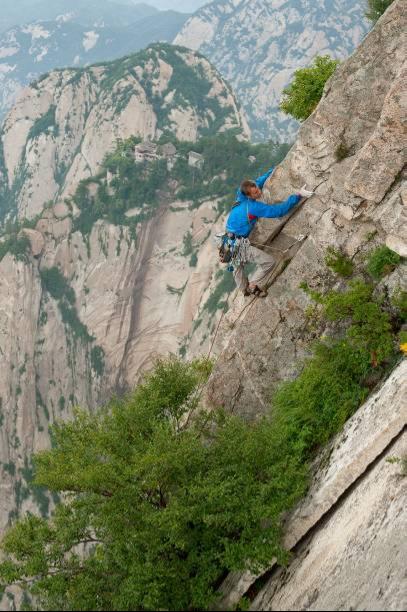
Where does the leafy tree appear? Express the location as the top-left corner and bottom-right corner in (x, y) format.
(279, 55), (340, 121)
(365, 0), (394, 23)
(0, 357), (300, 611)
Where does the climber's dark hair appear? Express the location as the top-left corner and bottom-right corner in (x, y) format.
(240, 180), (257, 196)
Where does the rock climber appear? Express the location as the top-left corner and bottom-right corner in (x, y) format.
(225, 167), (313, 296)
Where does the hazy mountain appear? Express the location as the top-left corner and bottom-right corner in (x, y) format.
(0, 11), (189, 121)
(175, 0), (370, 141)
(0, 0), (158, 33)
(145, 0), (210, 12)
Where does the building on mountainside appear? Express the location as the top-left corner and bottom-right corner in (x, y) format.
(248, 155), (256, 163)
(160, 142), (177, 158)
(134, 141), (158, 163)
(159, 142), (178, 171)
(188, 151), (204, 169)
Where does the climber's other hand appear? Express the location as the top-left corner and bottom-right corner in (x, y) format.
(298, 185), (314, 198)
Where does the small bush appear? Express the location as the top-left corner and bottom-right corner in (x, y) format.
(280, 55), (340, 121)
(90, 346), (105, 377)
(366, 245), (401, 279)
(365, 0), (394, 23)
(40, 267), (75, 304)
(40, 267), (93, 342)
(335, 141), (351, 162)
(0, 234), (30, 263)
(392, 288), (407, 322)
(28, 106), (57, 141)
(325, 247), (354, 277)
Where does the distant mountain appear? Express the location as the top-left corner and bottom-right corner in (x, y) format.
(145, 0), (209, 12)
(0, 42), (248, 220)
(175, 0), (370, 141)
(0, 11), (189, 121)
(0, 0), (158, 33)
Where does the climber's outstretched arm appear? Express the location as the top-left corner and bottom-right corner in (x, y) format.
(249, 193), (302, 218)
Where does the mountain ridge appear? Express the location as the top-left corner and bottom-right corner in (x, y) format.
(174, 0), (370, 141)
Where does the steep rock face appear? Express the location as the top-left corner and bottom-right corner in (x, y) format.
(0, 13), (189, 121)
(206, 0), (406, 417)
(0, 45), (247, 529)
(0, 43), (248, 221)
(218, 360), (407, 610)
(174, 0), (369, 141)
(0, 192), (227, 530)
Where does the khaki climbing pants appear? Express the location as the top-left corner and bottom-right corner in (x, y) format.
(233, 244), (275, 292)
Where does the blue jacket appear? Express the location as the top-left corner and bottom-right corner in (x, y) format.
(226, 167), (301, 237)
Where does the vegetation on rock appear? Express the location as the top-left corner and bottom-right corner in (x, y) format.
(280, 55), (340, 121)
(365, 0), (394, 23)
(72, 132), (290, 237)
(0, 249), (404, 610)
(366, 245), (401, 279)
(324, 247), (354, 277)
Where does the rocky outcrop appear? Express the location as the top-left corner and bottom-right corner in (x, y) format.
(174, 0), (369, 141)
(0, 43), (248, 221)
(206, 0), (406, 417)
(0, 189), (229, 530)
(205, 3), (407, 607)
(217, 359), (407, 609)
(0, 43), (248, 530)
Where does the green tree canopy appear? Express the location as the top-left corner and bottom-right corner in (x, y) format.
(365, 0), (394, 23)
(0, 357), (305, 611)
(279, 55), (340, 121)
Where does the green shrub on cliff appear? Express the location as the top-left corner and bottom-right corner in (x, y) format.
(365, 0), (394, 23)
(280, 55), (339, 121)
(1, 357), (301, 611)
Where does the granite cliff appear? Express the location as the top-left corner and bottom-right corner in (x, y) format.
(205, 1), (406, 607)
(0, 43), (249, 532)
(0, 2), (406, 609)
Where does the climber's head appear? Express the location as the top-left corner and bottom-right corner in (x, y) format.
(240, 179), (262, 200)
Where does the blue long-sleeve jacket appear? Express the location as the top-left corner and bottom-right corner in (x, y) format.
(226, 167), (301, 237)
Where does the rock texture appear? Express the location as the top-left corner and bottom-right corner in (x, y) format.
(217, 360), (407, 609)
(0, 43), (248, 221)
(252, 423), (407, 611)
(207, 3), (407, 606)
(206, 0), (407, 417)
(0, 194), (229, 531)
(174, 0), (369, 141)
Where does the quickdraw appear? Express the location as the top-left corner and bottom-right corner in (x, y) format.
(215, 233), (254, 272)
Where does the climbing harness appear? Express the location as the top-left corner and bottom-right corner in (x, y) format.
(215, 232), (306, 273)
(215, 233), (253, 271)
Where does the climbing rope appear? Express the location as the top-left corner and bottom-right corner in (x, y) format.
(207, 233), (308, 356)
(249, 234), (306, 255)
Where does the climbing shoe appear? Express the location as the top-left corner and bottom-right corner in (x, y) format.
(243, 285), (268, 298)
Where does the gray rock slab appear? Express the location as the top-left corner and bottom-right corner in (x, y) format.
(217, 360), (407, 610)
